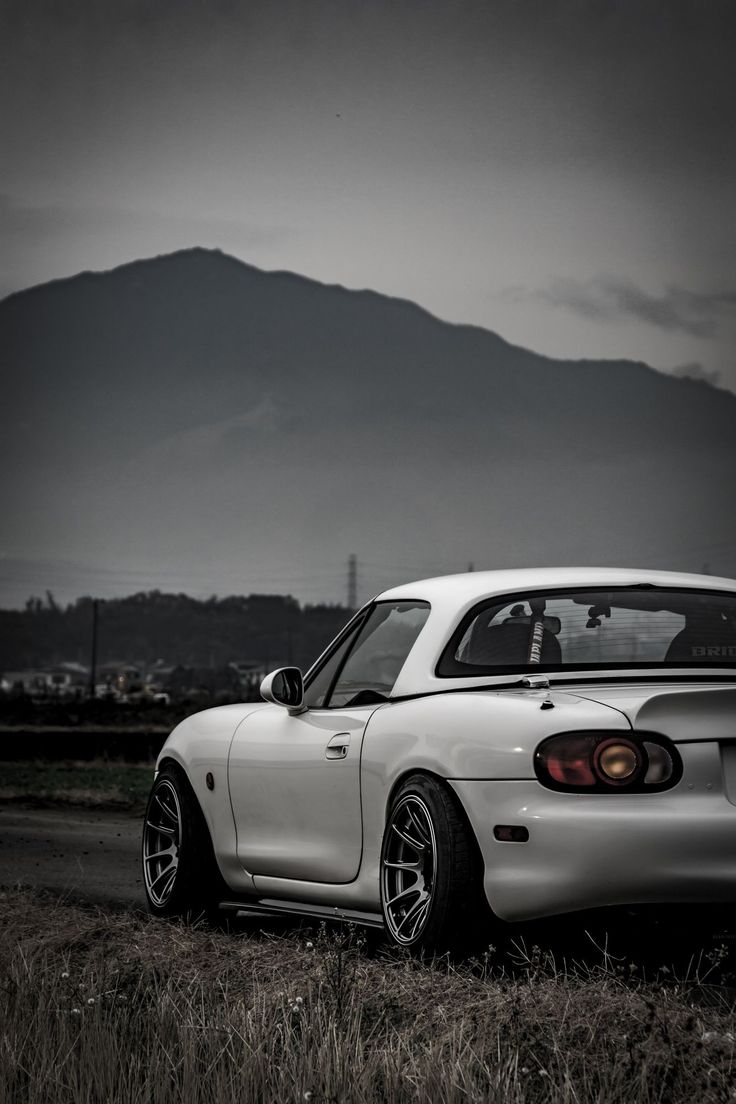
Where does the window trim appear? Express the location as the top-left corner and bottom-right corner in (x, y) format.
(435, 585), (736, 678)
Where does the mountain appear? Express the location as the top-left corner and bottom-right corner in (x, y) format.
(2, 248), (734, 604)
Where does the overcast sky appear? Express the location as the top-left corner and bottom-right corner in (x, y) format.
(2, 0), (735, 392)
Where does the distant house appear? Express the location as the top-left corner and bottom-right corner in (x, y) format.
(1, 669), (47, 695)
(143, 661), (177, 705)
(97, 662), (143, 699)
(0, 663), (88, 697)
(229, 660), (267, 694)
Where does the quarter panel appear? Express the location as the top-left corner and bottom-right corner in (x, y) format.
(451, 740), (736, 921)
(573, 685), (736, 742)
(356, 689), (630, 907)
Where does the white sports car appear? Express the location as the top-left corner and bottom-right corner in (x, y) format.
(143, 567), (736, 951)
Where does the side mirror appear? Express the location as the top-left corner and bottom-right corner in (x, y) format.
(260, 667), (306, 715)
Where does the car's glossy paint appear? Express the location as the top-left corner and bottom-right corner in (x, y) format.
(228, 702), (375, 883)
(155, 567), (736, 924)
(453, 744), (736, 920)
(156, 702), (263, 895)
(571, 683), (736, 740)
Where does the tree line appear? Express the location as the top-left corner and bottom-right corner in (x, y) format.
(1, 590), (353, 672)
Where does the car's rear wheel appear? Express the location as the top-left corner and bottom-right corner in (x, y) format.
(380, 773), (486, 954)
(142, 763), (225, 920)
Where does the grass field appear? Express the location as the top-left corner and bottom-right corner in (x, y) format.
(1, 890), (736, 1102)
(0, 760), (153, 809)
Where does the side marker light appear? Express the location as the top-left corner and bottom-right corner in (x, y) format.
(494, 825), (530, 843)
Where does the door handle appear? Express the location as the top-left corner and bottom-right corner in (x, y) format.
(325, 733), (351, 760)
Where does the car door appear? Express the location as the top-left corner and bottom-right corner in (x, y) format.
(228, 600), (430, 884)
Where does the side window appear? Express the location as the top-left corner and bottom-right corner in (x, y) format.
(328, 601), (430, 708)
(303, 617), (366, 709)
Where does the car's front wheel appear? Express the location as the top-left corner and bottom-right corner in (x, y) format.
(142, 763), (225, 920)
(380, 773), (486, 954)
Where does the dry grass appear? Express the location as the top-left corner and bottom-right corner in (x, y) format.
(1, 890), (736, 1102)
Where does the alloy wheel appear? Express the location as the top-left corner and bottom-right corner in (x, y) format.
(381, 794), (436, 944)
(143, 778), (182, 907)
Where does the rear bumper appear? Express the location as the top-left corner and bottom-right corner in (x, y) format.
(450, 742), (736, 922)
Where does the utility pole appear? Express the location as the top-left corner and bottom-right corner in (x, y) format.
(88, 599), (99, 700)
(347, 553), (358, 610)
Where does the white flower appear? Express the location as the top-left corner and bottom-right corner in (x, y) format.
(295, 996), (304, 1005)
(61, 971), (70, 979)
(87, 997), (95, 1005)
(71, 1008), (80, 1015)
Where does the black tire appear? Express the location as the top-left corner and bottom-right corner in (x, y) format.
(142, 763), (227, 921)
(380, 773), (487, 954)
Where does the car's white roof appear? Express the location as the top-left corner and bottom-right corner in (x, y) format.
(377, 566), (736, 606)
(374, 567), (736, 697)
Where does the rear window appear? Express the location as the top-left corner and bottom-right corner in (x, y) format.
(437, 587), (736, 676)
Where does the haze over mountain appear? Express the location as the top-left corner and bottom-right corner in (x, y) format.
(2, 248), (734, 607)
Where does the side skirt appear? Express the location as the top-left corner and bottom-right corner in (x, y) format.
(219, 897), (385, 930)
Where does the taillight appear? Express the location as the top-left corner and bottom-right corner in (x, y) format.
(593, 738), (642, 786)
(642, 741), (674, 785)
(535, 731), (680, 793)
(544, 734), (597, 787)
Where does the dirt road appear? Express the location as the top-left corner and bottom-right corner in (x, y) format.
(0, 804), (144, 907)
